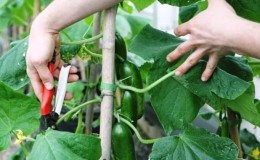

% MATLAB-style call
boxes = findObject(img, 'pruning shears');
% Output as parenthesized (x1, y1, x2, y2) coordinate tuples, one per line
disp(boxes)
(40, 52, 71, 130)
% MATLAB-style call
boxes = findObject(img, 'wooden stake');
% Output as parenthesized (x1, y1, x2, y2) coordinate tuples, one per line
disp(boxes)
(100, 7, 116, 160)
(33, 0, 41, 18)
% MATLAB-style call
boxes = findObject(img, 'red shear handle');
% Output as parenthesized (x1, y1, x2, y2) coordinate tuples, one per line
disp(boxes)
(41, 62, 55, 115)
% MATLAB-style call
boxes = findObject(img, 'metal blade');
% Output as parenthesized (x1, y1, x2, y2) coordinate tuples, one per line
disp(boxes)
(53, 64, 71, 115)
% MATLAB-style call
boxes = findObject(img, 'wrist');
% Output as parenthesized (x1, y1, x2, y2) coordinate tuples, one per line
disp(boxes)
(30, 14, 59, 37)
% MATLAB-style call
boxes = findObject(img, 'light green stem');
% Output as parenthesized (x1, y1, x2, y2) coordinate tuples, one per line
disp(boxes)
(83, 46, 102, 58)
(116, 70, 176, 93)
(57, 98, 101, 124)
(248, 61, 260, 65)
(20, 143, 29, 157)
(119, 116, 158, 144)
(75, 110, 83, 134)
(61, 33, 103, 45)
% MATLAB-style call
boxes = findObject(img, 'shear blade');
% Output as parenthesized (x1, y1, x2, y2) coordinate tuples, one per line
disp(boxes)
(53, 64, 71, 115)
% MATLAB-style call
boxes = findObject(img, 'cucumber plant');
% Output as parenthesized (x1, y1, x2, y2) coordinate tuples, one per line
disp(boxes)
(0, 0, 260, 160)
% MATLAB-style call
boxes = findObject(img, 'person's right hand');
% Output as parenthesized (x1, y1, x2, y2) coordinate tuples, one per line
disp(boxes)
(26, 26, 79, 102)
(167, 0, 239, 81)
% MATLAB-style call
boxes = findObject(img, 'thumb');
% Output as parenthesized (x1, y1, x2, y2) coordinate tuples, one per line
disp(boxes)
(174, 22, 190, 36)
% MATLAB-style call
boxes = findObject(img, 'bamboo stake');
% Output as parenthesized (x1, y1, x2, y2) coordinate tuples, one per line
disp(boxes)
(85, 12, 102, 134)
(100, 7, 116, 160)
(33, 0, 41, 18)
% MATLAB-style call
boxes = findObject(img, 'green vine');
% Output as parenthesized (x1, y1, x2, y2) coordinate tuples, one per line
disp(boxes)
(61, 33, 103, 45)
(116, 69, 176, 93)
(118, 115, 159, 144)
(57, 98, 101, 124)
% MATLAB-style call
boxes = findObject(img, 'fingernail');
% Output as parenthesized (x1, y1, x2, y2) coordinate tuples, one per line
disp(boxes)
(44, 82, 53, 90)
(201, 76, 207, 82)
(175, 71, 182, 76)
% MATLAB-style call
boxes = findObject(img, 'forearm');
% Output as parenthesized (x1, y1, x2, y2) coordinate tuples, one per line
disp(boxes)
(31, 0, 122, 32)
(225, 17, 260, 59)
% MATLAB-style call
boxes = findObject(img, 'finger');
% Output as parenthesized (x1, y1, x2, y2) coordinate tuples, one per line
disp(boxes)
(53, 68, 61, 78)
(174, 22, 190, 36)
(53, 67, 78, 82)
(69, 66, 78, 73)
(34, 63, 54, 90)
(27, 67, 43, 101)
(167, 40, 194, 62)
(201, 53, 219, 81)
(175, 48, 206, 76)
(65, 92, 73, 100)
(68, 74, 79, 82)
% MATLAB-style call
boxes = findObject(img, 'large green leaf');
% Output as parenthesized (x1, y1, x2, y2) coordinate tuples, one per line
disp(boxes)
(218, 55, 253, 82)
(129, 25, 184, 61)
(177, 66, 260, 126)
(0, 82, 40, 151)
(116, 9, 150, 45)
(158, 0, 200, 6)
(179, 3, 199, 24)
(29, 130, 101, 160)
(150, 125, 238, 160)
(61, 20, 91, 42)
(148, 59, 204, 133)
(226, 84, 260, 126)
(179, 1, 208, 24)
(175, 62, 251, 101)
(227, 0, 260, 22)
(130, 0, 155, 11)
(0, 38, 29, 90)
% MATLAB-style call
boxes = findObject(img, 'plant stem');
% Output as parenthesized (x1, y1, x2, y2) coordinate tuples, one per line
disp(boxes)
(116, 69, 176, 93)
(20, 142, 29, 157)
(75, 110, 83, 134)
(61, 33, 103, 45)
(248, 61, 260, 65)
(227, 108, 243, 158)
(100, 6, 116, 160)
(119, 116, 158, 144)
(57, 98, 101, 124)
(12, 131, 29, 157)
(83, 46, 102, 59)
(85, 12, 102, 134)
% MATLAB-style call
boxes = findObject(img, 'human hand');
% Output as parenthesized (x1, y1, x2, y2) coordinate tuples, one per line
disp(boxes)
(167, 0, 239, 81)
(26, 27, 79, 102)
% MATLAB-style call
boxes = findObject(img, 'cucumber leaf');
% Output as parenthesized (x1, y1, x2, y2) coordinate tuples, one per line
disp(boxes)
(158, 0, 200, 6)
(179, 1, 208, 24)
(148, 58, 204, 133)
(150, 125, 238, 160)
(29, 130, 101, 160)
(130, 0, 155, 11)
(0, 82, 40, 151)
(227, 0, 260, 22)
(0, 38, 29, 90)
